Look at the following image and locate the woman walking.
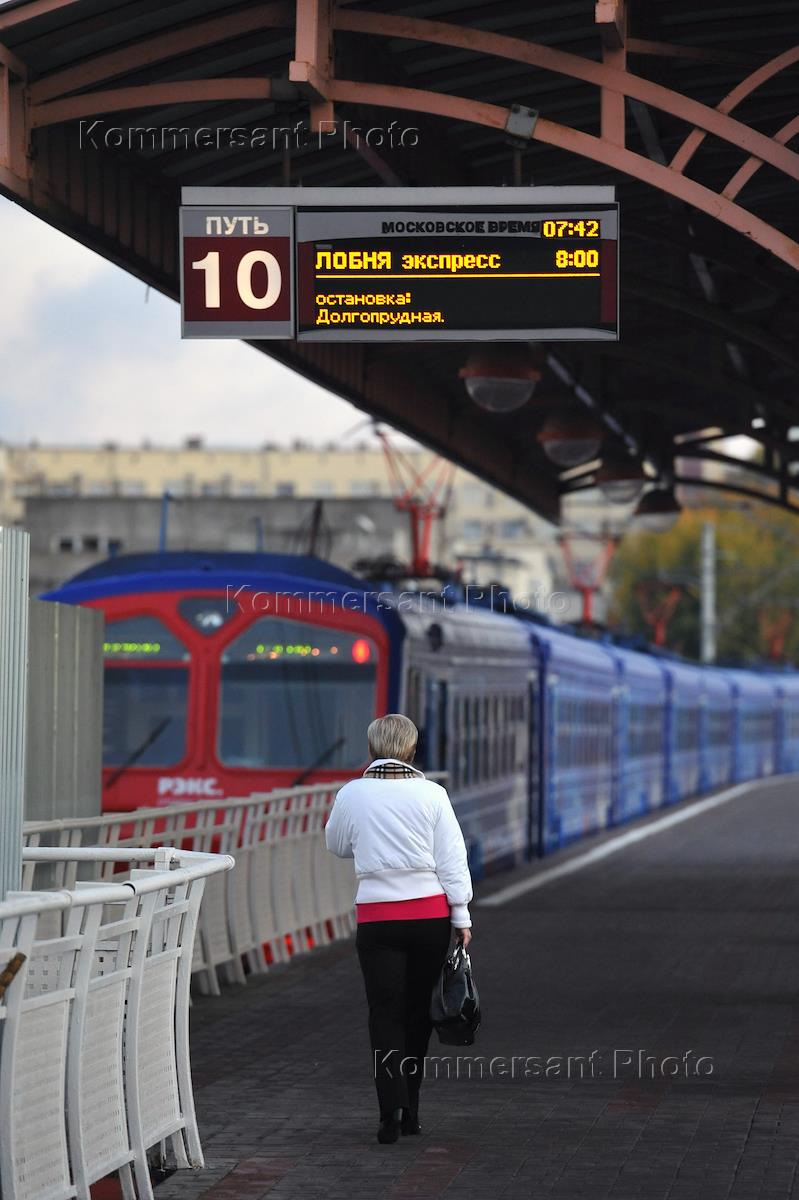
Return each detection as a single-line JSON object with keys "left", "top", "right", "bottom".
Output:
{"left": 325, "top": 713, "right": 473, "bottom": 1144}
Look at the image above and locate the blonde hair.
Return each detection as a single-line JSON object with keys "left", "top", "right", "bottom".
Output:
{"left": 367, "top": 713, "right": 418, "bottom": 763}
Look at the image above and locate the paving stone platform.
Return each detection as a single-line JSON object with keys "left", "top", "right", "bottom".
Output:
{"left": 157, "top": 775, "right": 799, "bottom": 1200}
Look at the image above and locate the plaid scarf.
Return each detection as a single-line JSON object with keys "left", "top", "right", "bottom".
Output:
{"left": 364, "top": 759, "right": 421, "bottom": 779}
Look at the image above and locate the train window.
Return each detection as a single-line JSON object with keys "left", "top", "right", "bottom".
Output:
{"left": 490, "top": 695, "right": 499, "bottom": 778}
{"left": 503, "top": 695, "right": 512, "bottom": 774}
{"left": 405, "top": 668, "right": 426, "bottom": 763}
{"left": 741, "top": 707, "right": 773, "bottom": 744}
{"left": 103, "top": 667, "right": 188, "bottom": 766}
{"left": 453, "top": 697, "right": 461, "bottom": 788}
{"left": 450, "top": 697, "right": 460, "bottom": 790}
{"left": 708, "top": 707, "right": 732, "bottom": 746}
{"left": 475, "top": 700, "right": 482, "bottom": 782}
{"left": 460, "top": 696, "right": 472, "bottom": 787}
{"left": 676, "top": 705, "right": 699, "bottom": 751}
{"left": 470, "top": 697, "right": 479, "bottom": 784}
{"left": 481, "top": 697, "right": 490, "bottom": 781}
{"left": 434, "top": 681, "right": 448, "bottom": 775}
{"left": 629, "top": 702, "right": 663, "bottom": 759}
{"left": 103, "top": 616, "right": 189, "bottom": 661}
{"left": 218, "top": 618, "right": 377, "bottom": 769}
{"left": 461, "top": 697, "right": 470, "bottom": 785}
{"left": 103, "top": 618, "right": 190, "bottom": 767}
{"left": 405, "top": 668, "right": 424, "bottom": 730}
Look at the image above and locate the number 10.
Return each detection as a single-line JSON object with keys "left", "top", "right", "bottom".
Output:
{"left": 191, "top": 250, "right": 283, "bottom": 310}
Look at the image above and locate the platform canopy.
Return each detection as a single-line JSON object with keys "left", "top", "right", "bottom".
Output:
{"left": 1, "top": 0, "right": 798, "bottom": 521}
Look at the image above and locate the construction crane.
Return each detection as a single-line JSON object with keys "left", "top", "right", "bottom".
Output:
{"left": 362, "top": 427, "right": 456, "bottom": 581}
{"left": 557, "top": 526, "right": 621, "bottom": 625}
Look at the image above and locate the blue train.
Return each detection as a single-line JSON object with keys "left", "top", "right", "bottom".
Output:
{"left": 46, "top": 551, "right": 799, "bottom": 876}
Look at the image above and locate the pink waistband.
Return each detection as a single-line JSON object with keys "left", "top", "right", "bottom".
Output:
{"left": 356, "top": 893, "right": 450, "bottom": 923}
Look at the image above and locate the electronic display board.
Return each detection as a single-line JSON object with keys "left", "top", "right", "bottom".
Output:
{"left": 180, "top": 187, "right": 618, "bottom": 342}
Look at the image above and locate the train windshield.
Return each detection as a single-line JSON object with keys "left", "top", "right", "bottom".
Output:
{"left": 103, "top": 616, "right": 190, "bottom": 767}
{"left": 218, "top": 618, "right": 377, "bottom": 770}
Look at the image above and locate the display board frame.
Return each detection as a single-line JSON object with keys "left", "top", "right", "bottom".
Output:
{"left": 180, "top": 187, "right": 619, "bottom": 342}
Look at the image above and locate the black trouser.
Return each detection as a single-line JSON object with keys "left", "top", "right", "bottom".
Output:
{"left": 356, "top": 917, "right": 452, "bottom": 1119}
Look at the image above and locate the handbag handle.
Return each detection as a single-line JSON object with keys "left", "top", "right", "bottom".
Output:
{"left": 451, "top": 943, "right": 470, "bottom": 970}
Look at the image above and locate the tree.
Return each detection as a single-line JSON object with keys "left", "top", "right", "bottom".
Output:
{"left": 608, "top": 504, "right": 799, "bottom": 664}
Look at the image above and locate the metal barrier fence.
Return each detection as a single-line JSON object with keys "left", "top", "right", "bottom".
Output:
{"left": 22, "top": 782, "right": 359, "bottom": 995}
{"left": 0, "top": 846, "right": 233, "bottom": 1200}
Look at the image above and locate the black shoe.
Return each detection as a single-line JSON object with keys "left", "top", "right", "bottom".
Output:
{"left": 377, "top": 1109, "right": 402, "bottom": 1144}
{"left": 401, "top": 1108, "right": 421, "bottom": 1135}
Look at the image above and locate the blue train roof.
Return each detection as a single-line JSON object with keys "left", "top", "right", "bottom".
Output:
{"left": 56, "top": 551, "right": 367, "bottom": 589}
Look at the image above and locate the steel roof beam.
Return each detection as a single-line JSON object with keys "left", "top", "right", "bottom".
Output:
{"left": 290, "top": 0, "right": 334, "bottom": 130}
{"left": 27, "top": 2, "right": 293, "bottom": 105}
{"left": 0, "top": 0, "right": 85, "bottom": 34}
{"left": 30, "top": 78, "right": 282, "bottom": 127}
{"left": 334, "top": 11, "right": 799, "bottom": 186}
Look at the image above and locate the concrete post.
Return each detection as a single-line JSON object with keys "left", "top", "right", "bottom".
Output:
{"left": 700, "top": 520, "right": 716, "bottom": 664}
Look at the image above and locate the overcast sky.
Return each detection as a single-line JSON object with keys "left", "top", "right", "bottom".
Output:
{"left": 0, "top": 195, "right": 390, "bottom": 449}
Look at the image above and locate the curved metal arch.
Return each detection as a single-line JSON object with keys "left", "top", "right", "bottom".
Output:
{"left": 321, "top": 77, "right": 799, "bottom": 271}
{"left": 671, "top": 44, "right": 799, "bottom": 175}
{"left": 334, "top": 11, "right": 799, "bottom": 185}
{"left": 724, "top": 114, "right": 799, "bottom": 201}
{"left": 27, "top": 0, "right": 293, "bottom": 105}
{"left": 29, "top": 79, "right": 278, "bottom": 126}
{"left": 672, "top": 475, "right": 799, "bottom": 515}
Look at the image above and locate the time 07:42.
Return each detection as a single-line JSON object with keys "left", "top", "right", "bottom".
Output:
{"left": 542, "top": 219, "right": 600, "bottom": 238}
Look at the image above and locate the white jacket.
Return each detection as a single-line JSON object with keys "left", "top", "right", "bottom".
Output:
{"left": 325, "top": 760, "right": 473, "bottom": 927}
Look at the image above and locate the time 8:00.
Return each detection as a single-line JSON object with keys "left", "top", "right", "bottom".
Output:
{"left": 542, "top": 219, "right": 600, "bottom": 237}
{"left": 556, "top": 248, "right": 599, "bottom": 268}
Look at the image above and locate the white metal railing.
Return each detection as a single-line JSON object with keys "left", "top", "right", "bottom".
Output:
{"left": 22, "top": 782, "right": 358, "bottom": 994}
{"left": 0, "top": 846, "right": 233, "bottom": 1200}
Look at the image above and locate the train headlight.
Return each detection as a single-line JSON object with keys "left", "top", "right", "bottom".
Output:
{"left": 352, "top": 639, "right": 372, "bottom": 663}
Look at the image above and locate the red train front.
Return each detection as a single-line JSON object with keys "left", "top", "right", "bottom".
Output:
{"left": 44, "top": 552, "right": 400, "bottom": 812}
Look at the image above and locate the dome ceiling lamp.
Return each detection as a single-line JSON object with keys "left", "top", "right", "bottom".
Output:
{"left": 459, "top": 344, "right": 544, "bottom": 413}
{"left": 536, "top": 410, "right": 604, "bottom": 469}
{"left": 633, "top": 484, "right": 683, "bottom": 533}
{"left": 596, "top": 451, "right": 647, "bottom": 504}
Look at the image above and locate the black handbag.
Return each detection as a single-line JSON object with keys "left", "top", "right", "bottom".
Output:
{"left": 430, "top": 942, "right": 481, "bottom": 1045}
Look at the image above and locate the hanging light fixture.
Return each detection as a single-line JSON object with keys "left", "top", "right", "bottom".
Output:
{"left": 459, "top": 344, "right": 543, "bottom": 413}
{"left": 596, "top": 453, "right": 647, "bottom": 504}
{"left": 633, "top": 486, "right": 682, "bottom": 532}
{"left": 536, "top": 411, "right": 603, "bottom": 469}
